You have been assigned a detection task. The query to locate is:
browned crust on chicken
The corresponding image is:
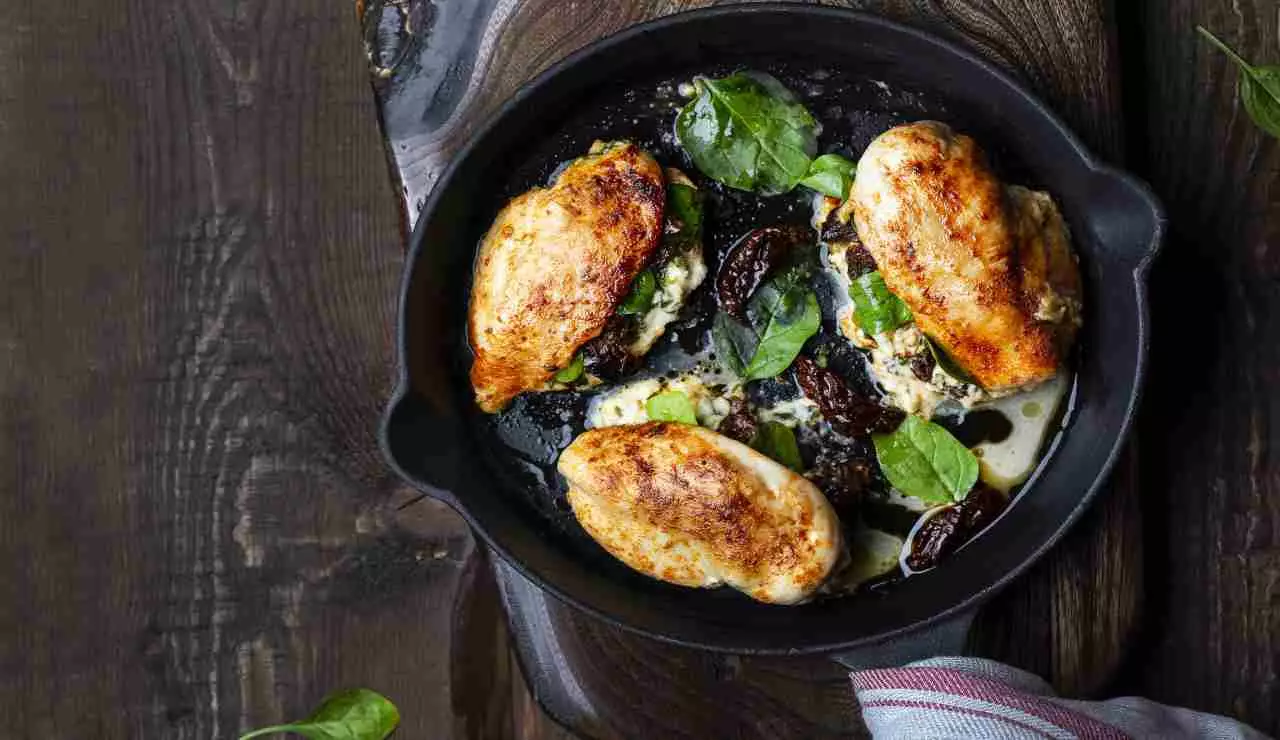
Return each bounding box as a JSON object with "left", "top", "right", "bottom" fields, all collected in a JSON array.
[
  {"left": 557, "top": 423, "right": 841, "bottom": 604},
  {"left": 468, "top": 142, "right": 665, "bottom": 412},
  {"left": 848, "top": 122, "right": 1081, "bottom": 392}
]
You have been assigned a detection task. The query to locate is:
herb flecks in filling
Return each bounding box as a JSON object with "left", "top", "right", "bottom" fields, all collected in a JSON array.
[
  {"left": 820, "top": 204, "right": 989, "bottom": 418},
  {"left": 549, "top": 171, "right": 707, "bottom": 386}
]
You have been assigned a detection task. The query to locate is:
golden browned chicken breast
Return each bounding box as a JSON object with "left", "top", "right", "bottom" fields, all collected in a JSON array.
[
  {"left": 846, "top": 121, "right": 1081, "bottom": 394},
  {"left": 469, "top": 142, "right": 665, "bottom": 413},
  {"left": 557, "top": 422, "right": 842, "bottom": 605}
]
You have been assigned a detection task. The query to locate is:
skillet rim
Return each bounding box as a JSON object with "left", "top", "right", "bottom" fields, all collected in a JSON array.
[{"left": 379, "top": 3, "right": 1165, "bottom": 655}]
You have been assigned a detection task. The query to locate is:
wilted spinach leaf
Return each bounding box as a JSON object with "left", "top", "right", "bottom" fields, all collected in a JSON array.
[
  {"left": 553, "top": 352, "right": 585, "bottom": 383},
  {"left": 646, "top": 390, "right": 699, "bottom": 425},
  {"left": 849, "top": 271, "right": 912, "bottom": 336},
  {"left": 666, "top": 182, "right": 704, "bottom": 244},
  {"left": 712, "top": 311, "right": 755, "bottom": 377},
  {"left": 799, "top": 153, "right": 857, "bottom": 199},
  {"left": 753, "top": 421, "right": 804, "bottom": 472},
  {"left": 675, "top": 72, "right": 818, "bottom": 195},
  {"left": 713, "top": 268, "right": 821, "bottom": 381},
  {"left": 924, "top": 337, "right": 974, "bottom": 385},
  {"left": 239, "top": 689, "right": 399, "bottom": 740},
  {"left": 872, "top": 415, "right": 979, "bottom": 505},
  {"left": 1198, "top": 26, "right": 1280, "bottom": 138},
  {"left": 743, "top": 274, "right": 821, "bottom": 380},
  {"left": 617, "top": 270, "right": 657, "bottom": 316}
]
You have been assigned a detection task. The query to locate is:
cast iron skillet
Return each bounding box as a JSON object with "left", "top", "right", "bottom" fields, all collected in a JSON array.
[{"left": 381, "top": 5, "right": 1163, "bottom": 660}]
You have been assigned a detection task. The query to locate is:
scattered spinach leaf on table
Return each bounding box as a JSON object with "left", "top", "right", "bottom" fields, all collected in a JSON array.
[
  {"left": 239, "top": 688, "right": 399, "bottom": 740},
  {"left": 1198, "top": 26, "right": 1280, "bottom": 138}
]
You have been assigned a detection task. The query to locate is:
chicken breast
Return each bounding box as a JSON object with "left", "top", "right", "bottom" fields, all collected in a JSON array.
[
  {"left": 469, "top": 141, "right": 665, "bottom": 412},
  {"left": 847, "top": 121, "right": 1081, "bottom": 393},
  {"left": 557, "top": 422, "right": 842, "bottom": 605}
]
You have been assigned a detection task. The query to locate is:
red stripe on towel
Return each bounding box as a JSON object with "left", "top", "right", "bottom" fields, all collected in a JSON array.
[{"left": 853, "top": 668, "right": 1129, "bottom": 739}]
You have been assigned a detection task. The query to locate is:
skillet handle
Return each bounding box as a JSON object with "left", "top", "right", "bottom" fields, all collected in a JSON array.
[
  {"left": 379, "top": 390, "right": 465, "bottom": 508},
  {"left": 1086, "top": 167, "right": 1166, "bottom": 276},
  {"left": 827, "top": 609, "right": 975, "bottom": 671}
]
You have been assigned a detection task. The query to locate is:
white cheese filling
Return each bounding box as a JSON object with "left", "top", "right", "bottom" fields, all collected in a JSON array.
[
  {"left": 628, "top": 247, "right": 707, "bottom": 356},
  {"left": 587, "top": 371, "right": 742, "bottom": 430}
]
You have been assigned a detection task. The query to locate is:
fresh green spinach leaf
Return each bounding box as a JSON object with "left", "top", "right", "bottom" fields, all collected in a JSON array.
[
  {"left": 646, "top": 391, "right": 699, "bottom": 425},
  {"left": 239, "top": 689, "right": 399, "bottom": 740},
  {"left": 617, "top": 270, "right": 657, "bottom": 316},
  {"left": 799, "top": 153, "right": 857, "bottom": 199},
  {"left": 872, "top": 415, "right": 979, "bottom": 505},
  {"left": 553, "top": 353, "right": 585, "bottom": 383},
  {"left": 675, "top": 72, "right": 818, "bottom": 195},
  {"left": 753, "top": 421, "right": 804, "bottom": 472},
  {"left": 713, "top": 268, "right": 821, "bottom": 381},
  {"left": 1198, "top": 26, "right": 1280, "bottom": 138},
  {"left": 742, "top": 269, "right": 821, "bottom": 380},
  {"left": 849, "top": 271, "right": 913, "bottom": 336}
]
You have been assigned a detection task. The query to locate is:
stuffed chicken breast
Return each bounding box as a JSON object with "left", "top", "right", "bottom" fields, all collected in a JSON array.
[
  {"left": 821, "top": 121, "right": 1081, "bottom": 415},
  {"left": 469, "top": 142, "right": 706, "bottom": 412},
  {"left": 557, "top": 422, "right": 842, "bottom": 605}
]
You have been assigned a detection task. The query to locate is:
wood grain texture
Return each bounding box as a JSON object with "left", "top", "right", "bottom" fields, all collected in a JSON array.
[
  {"left": 0, "top": 0, "right": 476, "bottom": 737},
  {"left": 364, "top": 0, "right": 1144, "bottom": 737},
  {"left": 1124, "top": 1, "right": 1280, "bottom": 732}
]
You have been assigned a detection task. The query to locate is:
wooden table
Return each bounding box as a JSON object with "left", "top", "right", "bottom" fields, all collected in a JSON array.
[{"left": 0, "top": 0, "right": 1275, "bottom": 737}]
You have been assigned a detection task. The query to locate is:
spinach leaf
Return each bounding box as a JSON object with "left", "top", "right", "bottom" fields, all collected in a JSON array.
[
  {"left": 872, "top": 415, "right": 979, "bottom": 505},
  {"left": 712, "top": 310, "right": 754, "bottom": 377},
  {"left": 239, "top": 689, "right": 399, "bottom": 740},
  {"left": 849, "top": 271, "right": 912, "bottom": 336},
  {"left": 753, "top": 421, "right": 804, "bottom": 472},
  {"left": 924, "top": 337, "right": 974, "bottom": 385},
  {"left": 646, "top": 391, "right": 699, "bottom": 425},
  {"left": 742, "top": 269, "right": 821, "bottom": 380},
  {"left": 675, "top": 72, "right": 818, "bottom": 195},
  {"left": 667, "top": 182, "right": 704, "bottom": 242},
  {"left": 713, "top": 268, "right": 821, "bottom": 381},
  {"left": 617, "top": 270, "right": 657, "bottom": 316},
  {"left": 799, "top": 153, "right": 857, "bottom": 199},
  {"left": 553, "top": 352, "right": 585, "bottom": 383},
  {"left": 1198, "top": 26, "right": 1280, "bottom": 138}
]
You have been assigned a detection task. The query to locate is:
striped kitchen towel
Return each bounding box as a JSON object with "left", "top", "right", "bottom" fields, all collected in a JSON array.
[{"left": 851, "top": 657, "right": 1271, "bottom": 739}]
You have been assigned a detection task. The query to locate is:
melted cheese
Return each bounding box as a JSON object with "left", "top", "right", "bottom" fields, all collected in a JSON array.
[
  {"left": 756, "top": 396, "right": 821, "bottom": 427},
  {"left": 587, "top": 372, "right": 741, "bottom": 429},
  {"left": 629, "top": 248, "right": 707, "bottom": 355}
]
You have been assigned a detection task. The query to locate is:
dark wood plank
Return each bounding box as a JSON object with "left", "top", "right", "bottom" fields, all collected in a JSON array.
[
  {"left": 365, "top": 0, "right": 1143, "bottom": 737},
  {"left": 0, "top": 1, "right": 476, "bottom": 737},
  {"left": 1121, "top": 1, "right": 1280, "bottom": 733}
]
